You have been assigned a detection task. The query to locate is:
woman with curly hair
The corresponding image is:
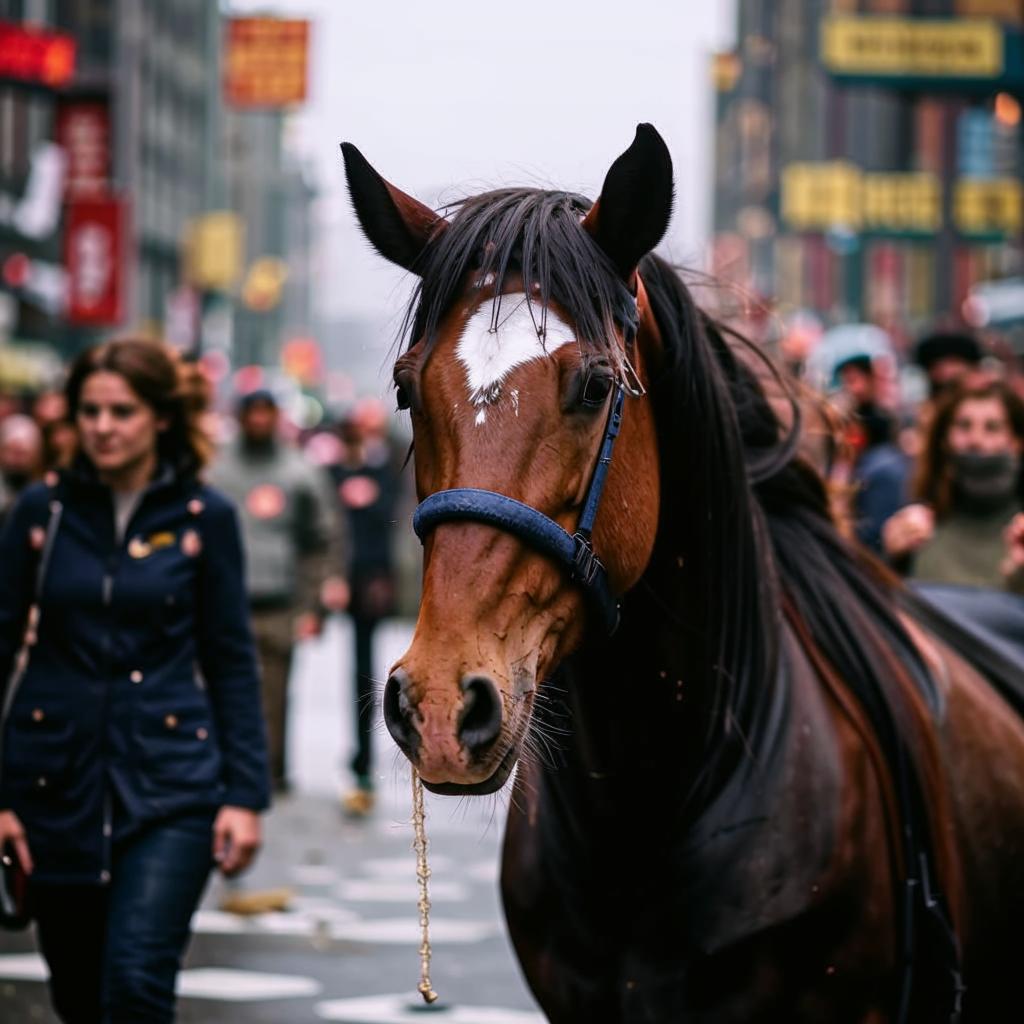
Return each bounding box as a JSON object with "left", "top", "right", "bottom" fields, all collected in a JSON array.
[
  {"left": 882, "top": 379, "right": 1024, "bottom": 593},
  {"left": 0, "top": 337, "right": 269, "bottom": 1022}
]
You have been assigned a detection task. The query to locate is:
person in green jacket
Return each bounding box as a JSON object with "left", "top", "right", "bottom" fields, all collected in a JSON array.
[{"left": 882, "top": 379, "right": 1024, "bottom": 594}]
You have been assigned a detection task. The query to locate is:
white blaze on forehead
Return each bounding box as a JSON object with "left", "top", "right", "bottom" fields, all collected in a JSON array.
[{"left": 455, "top": 294, "right": 576, "bottom": 409}]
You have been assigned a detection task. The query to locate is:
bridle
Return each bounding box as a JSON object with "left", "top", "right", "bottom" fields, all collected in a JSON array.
[{"left": 412, "top": 307, "right": 639, "bottom": 635}]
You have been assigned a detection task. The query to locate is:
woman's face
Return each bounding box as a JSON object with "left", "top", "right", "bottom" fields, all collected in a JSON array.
[
  {"left": 947, "top": 396, "right": 1022, "bottom": 458},
  {"left": 76, "top": 371, "right": 165, "bottom": 477}
]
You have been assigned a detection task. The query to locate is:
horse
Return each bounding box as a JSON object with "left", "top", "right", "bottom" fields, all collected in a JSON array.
[{"left": 340, "top": 125, "right": 1024, "bottom": 1023}]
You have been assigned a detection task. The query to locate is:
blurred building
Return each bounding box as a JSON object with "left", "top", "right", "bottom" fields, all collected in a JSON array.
[
  {"left": 225, "top": 109, "right": 317, "bottom": 369},
  {"left": 712, "top": 0, "right": 1024, "bottom": 350},
  {"left": 0, "top": 2, "right": 315, "bottom": 390}
]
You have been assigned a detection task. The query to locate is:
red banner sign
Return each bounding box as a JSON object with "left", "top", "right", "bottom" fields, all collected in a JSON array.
[
  {"left": 0, "top": 20, "right": 76, "bottom": 88},
  {"left": 55, "top": 98, "right": 110, "bottom": 199},
  {"left": 224, "top": 17, "right": 308, "bottom": 108},
  {"left": 64, "top": 198, "right": 126, "bottom": 325}
]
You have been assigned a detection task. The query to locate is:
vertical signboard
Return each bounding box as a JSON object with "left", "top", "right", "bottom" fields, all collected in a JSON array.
[
  {"left": 55, "top": 98, "right": 111, "bottom": 199},
  {"left": 64, "top": 198, "right": 127, "bottom": 325}
]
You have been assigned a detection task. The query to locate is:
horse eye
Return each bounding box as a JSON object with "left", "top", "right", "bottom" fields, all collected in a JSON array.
[
  {"left": 395, "top": 384, "right": 411, "bottom": 411},
  {"left": 579, "top": 372, "right": 612, "bottom": 410}
]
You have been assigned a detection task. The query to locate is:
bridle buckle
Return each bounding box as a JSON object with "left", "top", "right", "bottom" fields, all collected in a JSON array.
[{"left": 571, "top": 534, "right": 604, "bottom": 587}]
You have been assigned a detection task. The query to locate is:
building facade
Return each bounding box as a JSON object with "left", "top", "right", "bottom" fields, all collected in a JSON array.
[
  {"left": 0, "top": 0, "right": 314, "bottom": 388},
  {"left": 712, "top": 0, "right": 1024, "bottom": 349}
]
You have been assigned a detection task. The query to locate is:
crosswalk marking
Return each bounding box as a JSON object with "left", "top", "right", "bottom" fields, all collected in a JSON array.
[
  {"left": 328, "top": 917, "right": 497, "bottom": 944},
  {"left": 314, "top": 992, "right": 546, "bottom": 1023},
  {"left": 0, "top": 954, "right": 47, "bottom": 981},
  {"left": 335, "top": 878, "right": 469, "bottom": 902},
  {"left": 176, "top": 968, "right": 323, "bottom": 1001}
]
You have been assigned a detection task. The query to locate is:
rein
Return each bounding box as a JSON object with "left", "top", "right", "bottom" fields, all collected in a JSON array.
[{"left": 413, "top": 317, "right": 638, "bottom": 635}]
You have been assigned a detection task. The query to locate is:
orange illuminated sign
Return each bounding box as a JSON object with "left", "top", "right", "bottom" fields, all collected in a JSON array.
[
  {"left": 224, "top": 17, "right": 309, "bottom": 108},
  {"left": 0, "top": 20, "right": 76, "bottom": 88}
]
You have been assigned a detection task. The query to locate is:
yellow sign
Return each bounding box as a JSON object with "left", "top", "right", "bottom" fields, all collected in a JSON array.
[
  {"left": 821, "top": 16, "right": 1004, "bottom": 78},
  {"left": 781, "top": 162, "right": 863, "bottom": 231},
  {"left": 712, "top": 52, "right": 741, "bottom": 92},
  {"left": 862, "top": 173, "right": 942, "bottom": 234},
  {"left": 183, "top": 212, "right": 244, "bottom": 291},
  {"left": 954, "top": 178, "right": 1023, "bottom": 235},
  {"left": 224, "top": 18, "right": 309, "bottom": 108},
  {"left": 242, "top": 256, "right": 288, "bottom": 311},
  {"left": 782, "top": 164, "right": 942, "bottom": 234}
]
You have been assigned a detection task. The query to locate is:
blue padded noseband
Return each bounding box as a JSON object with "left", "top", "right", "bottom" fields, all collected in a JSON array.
[
  {"left": 411, "top": 301, "right": 639, "bottom": 634},
  {"left": 413, "top": 380, "right": 627, "bottom": 635}
]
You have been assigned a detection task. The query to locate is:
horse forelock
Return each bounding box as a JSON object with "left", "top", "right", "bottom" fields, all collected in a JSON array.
[{"left": 398, "top": 188, "right": 638, "bottom": 382}]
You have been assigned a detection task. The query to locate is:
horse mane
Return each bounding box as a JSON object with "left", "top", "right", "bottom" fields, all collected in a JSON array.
[
  {"left": 398, "top": 187, "right": 940, "bottom": 813},
  {"left": 640, "top": 255, "right": 946, "bottom": 805}
]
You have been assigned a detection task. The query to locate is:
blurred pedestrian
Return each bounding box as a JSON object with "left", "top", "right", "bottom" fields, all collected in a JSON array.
[
  {"left": 833, "top": 354, "right": 910, "bottom": 553},
  {"left": 913, "top": 330, "right": 984, "bottom": 401},
  {"left": 0, "top": 414, "right": 43, "bottom": 525},
  {"left": 881, "top": 380, "right": 1024, "bottom": 593},
  {"left": 33, "top": 391, "right": 78, "bottom": 471},
  {"left": 329, "top": 399, "right": 399, "bottom": 816},
  {"left": 0, "top": 337, "right": 269, "bottom": 1023},
  {"left": 209, "top": 389, "right": 347, "bottom": 794}
]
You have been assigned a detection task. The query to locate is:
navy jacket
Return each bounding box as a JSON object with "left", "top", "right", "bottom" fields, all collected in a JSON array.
[{"left": 0, "top": 465, "right": 270, "bottom": 884}]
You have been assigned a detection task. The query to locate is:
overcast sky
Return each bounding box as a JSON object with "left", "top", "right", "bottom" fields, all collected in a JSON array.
[{"left": 230, "top": 0, "right": 738, "bottom": 327}]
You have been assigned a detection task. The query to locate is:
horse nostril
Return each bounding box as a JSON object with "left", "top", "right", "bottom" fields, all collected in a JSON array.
[
  {"left": 458, "top": 675, "right": 503, "bottom": 755},
  {"left": 383, "top": 669, "right": 419, "bottom": 756}
]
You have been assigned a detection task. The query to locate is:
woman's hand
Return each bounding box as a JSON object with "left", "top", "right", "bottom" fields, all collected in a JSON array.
[
  {"left": 0, "top": 810, "right": 33, "bottom": 875},
  {"left": 212, "top": 806, "right": 261, "bottom": 877},
  {"left": 881, "top": 503, "right": 935, "bottom": 559}
]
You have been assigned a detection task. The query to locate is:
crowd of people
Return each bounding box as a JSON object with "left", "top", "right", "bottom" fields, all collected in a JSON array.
[
  {"left": 828, "top": 328, "right": 1024, "bottom": 596},
  {"left": 0, "top": 321, "right": 1021, "bottom": 1021}
]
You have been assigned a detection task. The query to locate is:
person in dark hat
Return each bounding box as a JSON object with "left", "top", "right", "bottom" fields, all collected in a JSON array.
[
  {"left": 833, "top": 353, "right": 910, "bottom": 552},
  {"left": 209, "top": 388, "right": 348, "bottom": 794},
  {"left": 913, "top": 330, "right": 983, "bottom": 400}
]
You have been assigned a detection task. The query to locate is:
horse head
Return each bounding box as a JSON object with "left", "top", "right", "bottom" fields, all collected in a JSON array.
[{"left": 342, "top": 125, "right": 673, "bottom": 793}]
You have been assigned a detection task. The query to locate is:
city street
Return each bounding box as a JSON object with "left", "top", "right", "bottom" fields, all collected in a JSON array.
[{"left": 0, "top": 618, "right": 545, "bottom": 1024}]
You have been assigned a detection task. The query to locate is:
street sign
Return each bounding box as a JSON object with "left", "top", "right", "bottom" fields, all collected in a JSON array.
[
  {"left": 224, "top": 18, "right": 309, "bottom": 108},
  {"left": 55, "top": 97, "right": 111, "bottom": 199},
  {"left": 821, "top": 15, "right": 1024, "bottom": 93},
  {"left": 64, "top": 197, "right": 127, "bottom": 325},
  {"left": 183, "top": 212, "right": 244, "bottom": 291},
  {"left": 781, "top": 163, "right": 942, "bottom": 235},
  {"left": 0, "top": 20, "right": 75, "bottom": 89},
  {"left": 953, "top": 177, "right": 1023, "bottom": 236}
]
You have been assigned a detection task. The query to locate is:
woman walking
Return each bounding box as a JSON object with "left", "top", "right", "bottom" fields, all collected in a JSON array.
[{"left": 0, "top": 338, "right": 270, "bottom": 1023}]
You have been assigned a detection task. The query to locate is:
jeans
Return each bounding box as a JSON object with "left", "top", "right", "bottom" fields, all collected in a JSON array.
[{"left": 32, "top": 811, "right": 214, "bottom": 1024}]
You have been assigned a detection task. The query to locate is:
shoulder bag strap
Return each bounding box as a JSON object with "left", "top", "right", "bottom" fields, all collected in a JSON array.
[{"left": 0, "top": 495, "right": 63, "bottom": 733}]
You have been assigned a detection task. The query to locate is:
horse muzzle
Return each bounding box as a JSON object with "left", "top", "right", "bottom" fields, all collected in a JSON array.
[{"left": 383, "top": 667, "right": 523, "bottom": 794}]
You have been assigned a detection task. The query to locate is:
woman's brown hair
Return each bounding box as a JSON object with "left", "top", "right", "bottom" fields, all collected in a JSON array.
[
  {"left": 65, "top": 337, "right": 214, "bottom": 475},
  {"left": 913, "top": 379, "right": 1024, "bottom": 518}
]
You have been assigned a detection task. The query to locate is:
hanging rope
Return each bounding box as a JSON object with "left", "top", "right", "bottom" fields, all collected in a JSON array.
[{"left": 411, "top": 769, "right": 439, "bottom": 1004}]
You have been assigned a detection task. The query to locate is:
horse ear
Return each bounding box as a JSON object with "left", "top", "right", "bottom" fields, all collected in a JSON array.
[
  {"left": 582, "top": 123, "right": 674, "bottom": 279},
  {"left": 341, "top": 143, "right": 447, "bottom": 273}
]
